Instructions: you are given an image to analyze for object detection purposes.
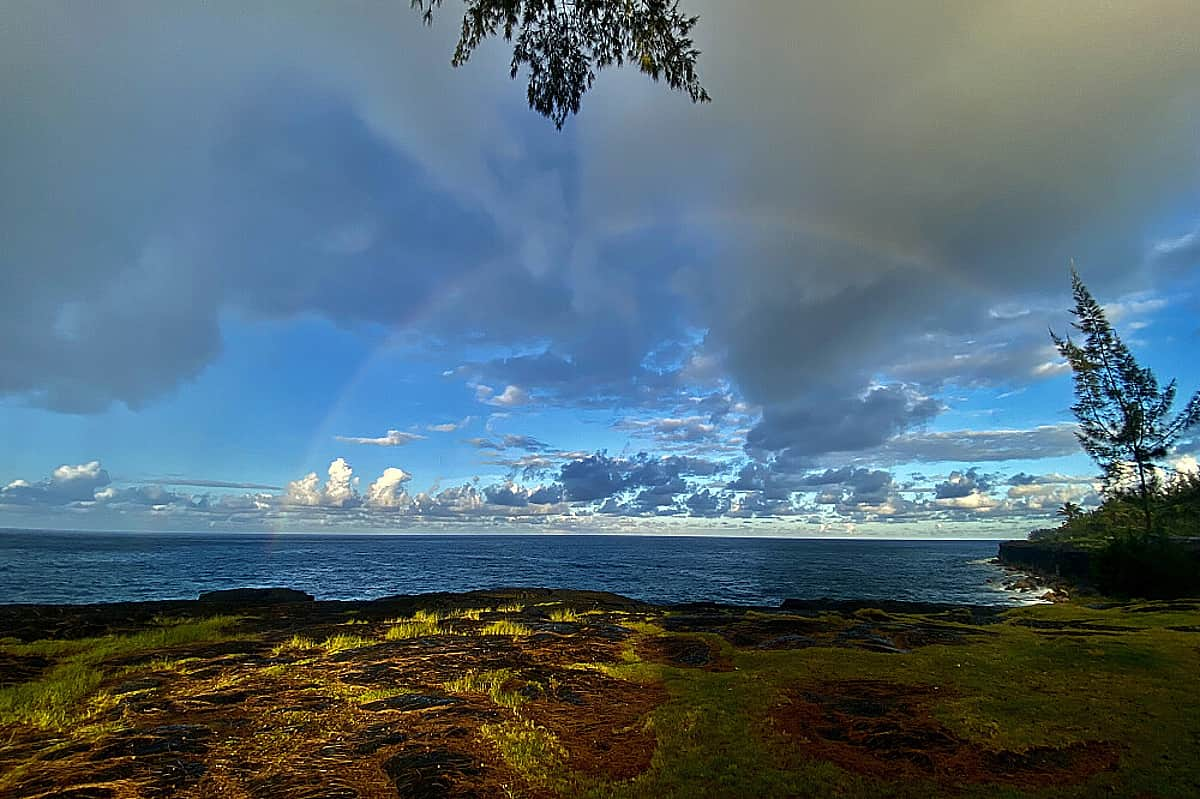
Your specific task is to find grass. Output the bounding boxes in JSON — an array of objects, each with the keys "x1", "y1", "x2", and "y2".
[
  {"x1": 566, "y1": 601, "x2": 1200, "y2": 799},
  {"x1": 480, "y1": 619, "x2": 533, "y2": 638},
  {"x1": 482, "y1": 718, "x2": 570, "y2": 790},
  {"x1": 319, "y1": 634, "x2": 375, "y2": 653},
  {"x1": 381, "y1": 607, "x2": 492, "y2": 639},
  {"x1": 0, "y1": 615, "x2": 240, "y2": 731},
  {"x1": 548, "y1": 608, "x2": 581, "y2": 623},
  {"x1": 384, "y1": 607, "x2": 489, "y2": 623},
  {"x1": 270, "y1": 635, "x2": 320, "y2": 655},
  {"x1": 128, "y1": 655, "x2": 202, "y2": 674},
  {"x1": 385, "y1": 619, "x2": 445, "y2": 639},
  {"x1": 5, "y1": 599, "x2": 1200, "y2": 798},
  {"x1": 270, "y1": 632, "x2": 375, "y2": 655},
  {"x1": 445, "y1": 668, "x2": 528, "y2": 708}
]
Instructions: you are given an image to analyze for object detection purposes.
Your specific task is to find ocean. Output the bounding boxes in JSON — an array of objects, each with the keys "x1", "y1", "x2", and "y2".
[{"x1": 0, "y1": 530, "x2": 1027, "y2": 606}]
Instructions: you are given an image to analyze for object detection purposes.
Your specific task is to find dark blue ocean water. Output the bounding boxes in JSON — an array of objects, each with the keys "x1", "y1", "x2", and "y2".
[{"x1": 0, "y1": 530, "x2": 1023, "y2": 606}]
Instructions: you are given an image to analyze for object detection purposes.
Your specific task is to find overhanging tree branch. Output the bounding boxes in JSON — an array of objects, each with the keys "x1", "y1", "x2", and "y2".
[{"x1": 411, "y1": 0, "x2": 711, "y2": 128}]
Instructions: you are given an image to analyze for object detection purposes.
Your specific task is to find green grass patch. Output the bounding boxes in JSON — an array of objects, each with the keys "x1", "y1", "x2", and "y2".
[
  {"x1": 445, "y1": 668, "x2": 528, "y2": 708},
  {"x1": 385, "y1": 619, "x2": 446, "y2": 639},
  {"x1": 549, "y1": 608, "x2": 581, "y2": 623},
  {"x1": 481, "y1": 718, "x2": 569, "y2": 789},
  {"x1": 319, "y1": 634, "x2": 375, "y2": 653},
  {"x1": 270, "y1": 634, "x2": 321, "y2": 656},
  {"x1": 480, "y1": 619, "x2": 533, "y2": 637},
  {"x1": 0, "y1": 615, "x2": 240, "y2": 731},
  {"x1": 602, "y1": 605, "x2": 1200, "y2": 799}
]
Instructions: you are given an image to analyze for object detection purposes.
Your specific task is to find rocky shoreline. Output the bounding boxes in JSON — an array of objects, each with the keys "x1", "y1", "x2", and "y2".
[{"x1": 3, "y1": 586, "x2": 1199, "y2": 797}]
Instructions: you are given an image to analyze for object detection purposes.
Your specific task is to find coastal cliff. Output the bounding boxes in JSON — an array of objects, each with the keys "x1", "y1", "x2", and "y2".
[{"x1": 997, "y1": 540, "x2": 1095, "y2": 583}]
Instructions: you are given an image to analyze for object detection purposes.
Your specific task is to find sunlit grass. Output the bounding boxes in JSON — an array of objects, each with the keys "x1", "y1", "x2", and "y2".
[
  {"x1": 319, "y1": 634, "x2": 375, "y2": 653},
  {"x1": 481, "y1": 718, "x2": 568, "y2": 789},
  {"x1": 270, "y1": 635, "x2": 321, "y2": 656},
  {"x1": 495, "y1": 602, "x2": 525, "y2": 614},
  {"x1": 480, "y1": 619, "x2": 533, "y2": 637},
  {"x1": 445, "y1": 668, "x2": 527, "y2": 708},
  {"x1": 128, "y1": 654, "x2": 202, "y2": 674},
  {"x1": 381, "y1": 605, "x2": 497, "y2": 638},
  {"x1": 0, "y1": 616, "x2": 239, "y2": 730},
  {"x1": 385, "y1": 619, "x2": 445, "y2": 639},
  {"x1": 548, "y1": 608, "x2": 581, "y2": 623}
]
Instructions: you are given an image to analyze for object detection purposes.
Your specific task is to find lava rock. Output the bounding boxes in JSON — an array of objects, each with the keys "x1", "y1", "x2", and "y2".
[
  {"x1": 361, "y1": 694, "x2": 463, "y2": 713},
  {"x1": 198, "y1": 587, "x2": 313, "y2": 603}
]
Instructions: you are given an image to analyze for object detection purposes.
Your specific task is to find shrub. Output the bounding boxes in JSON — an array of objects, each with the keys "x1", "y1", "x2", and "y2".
[{"x1": 1092, "y1": 537, "x2": 1200, "y2": 598}]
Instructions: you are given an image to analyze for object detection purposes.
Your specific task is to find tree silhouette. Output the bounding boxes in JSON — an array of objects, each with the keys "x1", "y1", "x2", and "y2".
[
  {"x1": 1051, "y1": 269, "x2": 1200, "y2": 537},
  {"x1": 412, "y1": 0, "x2": 710, "y2": 128},
  {"x1": 1056, "y1": 501, "x2": 1083, "y2": 522}
]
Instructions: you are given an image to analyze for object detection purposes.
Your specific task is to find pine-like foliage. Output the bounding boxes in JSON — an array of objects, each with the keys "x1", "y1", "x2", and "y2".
[
  {"x1": 1051, "y1": 269, "x2": 1200, "y2": 536},
  {"x1": 412, "y1": 0, "x2": 710, "y2": 128}
]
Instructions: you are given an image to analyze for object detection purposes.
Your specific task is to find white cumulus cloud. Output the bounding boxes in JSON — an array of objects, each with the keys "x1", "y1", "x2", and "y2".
[{"x1": 366, "y1": 467, "x2": 413, "y2": 508}]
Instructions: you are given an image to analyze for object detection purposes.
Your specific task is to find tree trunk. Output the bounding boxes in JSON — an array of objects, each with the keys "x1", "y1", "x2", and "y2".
[{"x1": 1135, "y1": 460, "x2": 1154, "y2": 540}]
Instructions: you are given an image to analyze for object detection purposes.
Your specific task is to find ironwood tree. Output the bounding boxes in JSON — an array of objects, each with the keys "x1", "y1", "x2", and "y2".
[
  {"x1": 1051, "y1": 269, "x2": 1200, "y2": 537},
  {"x1": 411, "y1": 0, "x2": 710, "y2": 128}
]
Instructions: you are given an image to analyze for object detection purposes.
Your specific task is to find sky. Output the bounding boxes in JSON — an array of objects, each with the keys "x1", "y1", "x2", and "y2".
[{"x1": 2, "y1": 1, "x2": 1199, "y2": 537}]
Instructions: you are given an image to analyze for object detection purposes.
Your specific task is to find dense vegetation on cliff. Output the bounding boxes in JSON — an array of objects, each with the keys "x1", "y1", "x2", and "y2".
[{"x1": 1032, "y1": 473, "x2": 1200, "y2": 547}]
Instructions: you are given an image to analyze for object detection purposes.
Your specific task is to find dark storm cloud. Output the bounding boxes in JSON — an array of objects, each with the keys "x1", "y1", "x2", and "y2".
[
  {"x1": 746, "y1": 386, "x2": 941, "y2": 456},
  {"x1": 4, "y1": 0, "x2": 1199, "y2": 460},
  {"x1": 527, "y1": 484, "x2": 563, "y2": 505},
  {"x1": 684, "y1": 488, "x2": 730, "y2": 517},
  {"x1": 558, "y1": 454, "x2": 628, "y2": 502},
  {"x1": 826, "y1": 469, "x2": 896, "y2": 508},
  {"x1": 580, "y1": 0, "x2": 1200, "y2": 448},
  {"x1": 727, "y1": 491, "x2": 796, "y2": 518},
  {"x1": 630, "y1": 477, "x2": 689, "y2": 512},
  {"x1": 556, "y1": 452, "x2": 723, "y2": 503},
  {"x1": 483, "y1": 483, "x2": 530, "y2": 507},
  {"x1": 934, "y1": 468, "x2": 992, "y2": 500},
  {"x1": 1, "y1": 4, "x2": 658, "y2": 413},
  {"x1": 872, "y1": 425, "x2": 1081, "y2": 464}
]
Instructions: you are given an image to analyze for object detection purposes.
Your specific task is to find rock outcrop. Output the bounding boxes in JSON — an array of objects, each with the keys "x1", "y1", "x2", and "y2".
[
  {"x1": 997, "y1": 541, "x2": 1093, "y2": 583},
  {"x1": 197, "y1": 587, "x2": 314, "y2": 603}
]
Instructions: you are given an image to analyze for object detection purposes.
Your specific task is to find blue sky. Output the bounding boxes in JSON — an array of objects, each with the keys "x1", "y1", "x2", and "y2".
[{"x1": 2, "y1": 1, "x2": 1198, "y2": 537}]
